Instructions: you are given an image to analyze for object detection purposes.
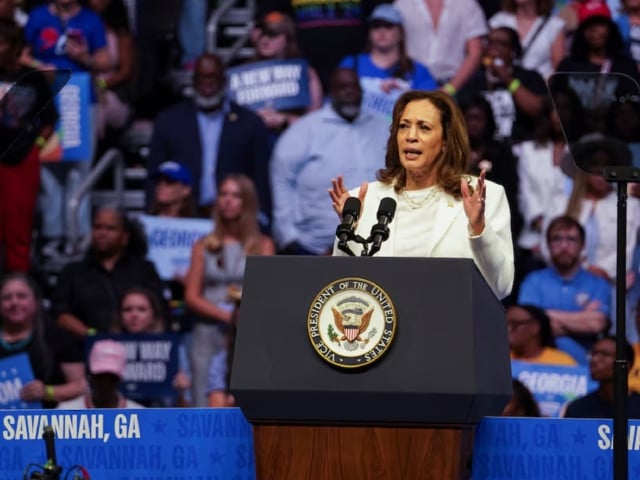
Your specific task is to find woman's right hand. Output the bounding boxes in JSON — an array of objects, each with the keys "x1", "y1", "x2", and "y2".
[{"x1": 328, "y1": 175, "x2": 368, "y2": 219}]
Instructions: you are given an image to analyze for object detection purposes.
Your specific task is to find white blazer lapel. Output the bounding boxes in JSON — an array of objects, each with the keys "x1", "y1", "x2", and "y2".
[{"x1": 426, "y1": 192, "x2": 464, "y2": 255}]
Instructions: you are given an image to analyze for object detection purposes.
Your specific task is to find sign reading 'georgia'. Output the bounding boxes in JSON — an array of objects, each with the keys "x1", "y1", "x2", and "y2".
[
  {"x1": 0, "y1": 408, "x2": 255, "y2": 480},
  {"x1": 307, "y1": 277, "x2": 397, "y2": 369}
]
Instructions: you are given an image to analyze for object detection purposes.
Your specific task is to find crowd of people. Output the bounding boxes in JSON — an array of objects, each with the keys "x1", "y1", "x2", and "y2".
[{"x1": 1, "y1": 0, "x2": 640, "y2": 418}]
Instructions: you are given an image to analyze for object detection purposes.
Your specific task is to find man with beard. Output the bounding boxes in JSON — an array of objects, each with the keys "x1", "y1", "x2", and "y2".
[
  {"x1": 270, "y1": 68, "x2": 389, "y2": 255},
  {"x1": 518, "y1": 215, "x2": 611, "y2": 365},
  {"x1": 147, "y1": 53, "x2": 272, "y2": 228}
]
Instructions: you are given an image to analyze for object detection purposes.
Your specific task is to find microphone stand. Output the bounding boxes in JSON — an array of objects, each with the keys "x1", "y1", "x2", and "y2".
[{"x1": 602, "y1": 165, "x2": 638, "y2": 480}]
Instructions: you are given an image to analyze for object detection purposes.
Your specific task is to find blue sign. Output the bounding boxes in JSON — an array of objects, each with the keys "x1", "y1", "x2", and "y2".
[
  {"x1": 0, "y1": 408, "x2": 255, "y2": 479},
  {"x1": 227, "y1": 59, "x2": 310, "y2": 111},
  {"x1": 473, "y1": 417, "x2": 640, "y2": 479},
  {"x1": 0, "y1": 353, "x2": 41, "y2": 409},
  {"x1": 512, "y1": 360, "x2": 598, "y2": 417},
  {"x1": 86, "y1": 334, "x2": 181, "y2": 403},
  {"x1": 41, "y1": 71, "x2": 92, "y2": 162}
]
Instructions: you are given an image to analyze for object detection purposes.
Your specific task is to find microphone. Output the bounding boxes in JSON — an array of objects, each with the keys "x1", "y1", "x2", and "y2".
[
  {"x1": 43, "y1": 426, "x2": 62, "y2": 479},
  {"x1": 335, "y1": 197, "x2": 361, "y2": 252},
  {"x1": 367, "y1": 197, "x2": 396, "y2": 256}
]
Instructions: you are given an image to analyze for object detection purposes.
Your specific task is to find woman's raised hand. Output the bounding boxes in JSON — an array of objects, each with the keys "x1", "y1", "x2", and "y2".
[
  {"x1": 329, "y1": 175, "x2": 368, "y2": 219},
  {"x1": 461, "y1": 169, "x2": 486, "y2": 236}
]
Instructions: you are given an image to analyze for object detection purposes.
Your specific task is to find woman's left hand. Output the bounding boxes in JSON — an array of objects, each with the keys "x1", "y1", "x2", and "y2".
[{"x1": 461, "y1": 169, "x2": 486, "y2": 236}]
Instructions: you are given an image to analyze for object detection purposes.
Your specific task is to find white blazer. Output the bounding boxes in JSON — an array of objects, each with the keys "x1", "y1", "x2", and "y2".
[{"x1": 334, "y1": 179, "x2": 515, "y2": 299}]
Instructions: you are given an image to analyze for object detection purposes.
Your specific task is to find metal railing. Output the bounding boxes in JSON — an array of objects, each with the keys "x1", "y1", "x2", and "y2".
[
  {"x1": 67, "y1": 148, "x2": 125, "y2": 251},
  {"x1": 205, "y1": 0, "x2": 255, "y2": 64}
]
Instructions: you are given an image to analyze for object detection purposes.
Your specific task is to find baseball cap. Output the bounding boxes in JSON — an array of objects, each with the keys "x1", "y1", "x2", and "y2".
[
  {"x1": 89, "y1": 340, "x2": 127, "y2": 377},
  {"x1": 153, "y1": 161, "x2": 193, "y2": 187},
  {"x1": 369, "y1": 4, "x2": 403, "y2": 25},
  {"x1": 577, "y1": 1, "x2": 611, "y2": 22}
]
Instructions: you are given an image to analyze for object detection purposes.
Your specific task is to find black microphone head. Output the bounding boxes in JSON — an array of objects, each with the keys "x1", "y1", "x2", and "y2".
[
  {"x1": 377, "y1": 197, "x2": 397, "y2": 221},
  {"x1": 342, "y1": 197, "x2": 361, "y2": 220}
]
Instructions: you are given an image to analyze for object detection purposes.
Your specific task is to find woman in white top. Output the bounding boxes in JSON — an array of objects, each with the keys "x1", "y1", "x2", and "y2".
[
  {"x1": 489, "y1": 0, "x2": 565, "y2": 78},
  {"x1": 329, "y1": 90, "x2": 514, "y2": 299}
]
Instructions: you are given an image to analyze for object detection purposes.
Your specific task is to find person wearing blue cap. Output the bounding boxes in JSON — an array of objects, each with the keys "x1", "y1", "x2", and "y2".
[
  {"x1": 339, "y1": 4, "x2": 437, "y2": 118},
  {"x1": 149, "y1": 161, "x2": 196, "y2": 217}
]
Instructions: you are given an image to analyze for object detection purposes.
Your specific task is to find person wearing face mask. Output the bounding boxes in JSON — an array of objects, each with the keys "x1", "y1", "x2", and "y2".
[
  {"x1": 147, "y1": 53, "x2": 273, "y2": 229},
  {"x1": 270, "y1": 67, "x2": 390, "y2": 255}
]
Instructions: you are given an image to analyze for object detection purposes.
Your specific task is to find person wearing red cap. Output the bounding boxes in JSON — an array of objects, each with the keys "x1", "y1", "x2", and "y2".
[{"x1": 56, "y1": 339, "x2": 143, "y2": 409}]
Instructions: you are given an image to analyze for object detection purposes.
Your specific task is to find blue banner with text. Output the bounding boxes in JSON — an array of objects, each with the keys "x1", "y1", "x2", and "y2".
[{"x1": 0, "y1": 408, "x2": 255, "y2": 480}]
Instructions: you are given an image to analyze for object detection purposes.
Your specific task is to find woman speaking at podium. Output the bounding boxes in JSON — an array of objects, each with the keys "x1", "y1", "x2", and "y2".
[{"x1": 329, "y1": 90, "x2": 514, "y2": 299}]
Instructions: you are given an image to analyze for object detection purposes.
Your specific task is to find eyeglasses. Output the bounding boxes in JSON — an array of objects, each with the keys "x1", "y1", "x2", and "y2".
[
  {"x1": 506, "y1": 318, "x2": 534, "y2": 329},
  {"x1": 587, "y1": 349, "x2": 616, "y2": 360},
  {"x1": 548, "y1": 235, "x2": 581, "y2": 246},
  {"x1": 370, "y1": 21, "x2": 396, "y2": 30},
  {"x1": 260, "y1": 28, "x2": 284, "y2": 38}
]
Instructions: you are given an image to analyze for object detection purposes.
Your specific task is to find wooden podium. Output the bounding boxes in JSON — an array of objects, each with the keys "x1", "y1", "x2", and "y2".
[{"x1": 231, "y1": 257, "x2": 511, "y2": 480}]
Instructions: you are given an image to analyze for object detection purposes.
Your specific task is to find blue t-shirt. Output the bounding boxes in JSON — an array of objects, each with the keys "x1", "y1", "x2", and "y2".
[
  {"x1": 25, "y1": 6, "x2": 107, "y2": 71},
  {"x1": 518, "y1": 267, "x2": 611, "y2": 364},
  {"x1": 339, "y1": 54, "x2": 437, "y2": 118}
]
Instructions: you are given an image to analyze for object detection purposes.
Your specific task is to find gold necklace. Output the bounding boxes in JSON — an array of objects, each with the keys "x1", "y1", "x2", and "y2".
[{"x1": 401, "y1": 187, "x2": 439, "y2": 209}]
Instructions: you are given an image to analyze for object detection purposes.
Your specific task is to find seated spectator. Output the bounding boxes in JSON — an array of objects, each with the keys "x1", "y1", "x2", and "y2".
[
  {"x1": 57, "y1": 339, "x2": 143, "y2": 409},
  {"x1": 339, "y1": 4, "x2": 437, "y2": 119},
  {"x1": 270, "y1": 67, "x2": 389, "y2": 255},
  {"x1": 562, "y1": 335, "x2": 640, "y2": 418},
  {"x1": 0, "y1": 18, "x2": 57, "y2": 273},
  {"x1": 184, "y1": 174, "x2": 275, "y2": 407},
  {"x1": 502, "y1": 378, "x2": 541, "y2": 416},
  {"x1": 457, "y1": 26, "x2": 546, "y2": 143},
  {"x1": 393, "y1": 0, "x2": 487, "y2": 93},
  {"x1": 148, "y1": 161, "x2": 196, "y2": 218},
  {"x1": 489, "y1": 0, "x2": 565, "y2": 78},
  {"x1": 89, "y1": 0, "x2": 136, "y2": 141},
  {"x1": 518, "y1": 215, "x2": 611, "y2": 364},
  {"x1": 52, "y1": 206, "x2": 165, "y2": 343},
  {"x1": 558, "y1": 0, "x2": 611, "y2": 51},
  {"x1": 112, "y1": 287, "x2": 191, "y2": 407},
  {"x1": 0, "y1": 273, "x2": 87, "y2": 407},
  {"x1": 147, "y1": 53, "x2": 272, "y2": 226},
  {"x1": 249, "y1": 11, "x2": 323, "y2": 137},
  {"x1": 507, "y1": 304, "x2": 578, "y2": 365}
]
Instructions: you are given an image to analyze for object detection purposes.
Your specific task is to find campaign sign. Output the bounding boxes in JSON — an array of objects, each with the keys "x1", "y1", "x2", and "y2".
[
  {"x1": 40, "y1": 71, "x2": 92, "y2": 162},
  {"x1": 512, "y1": 360, "x2": 598, "y2": 417},
  {"x1": 0, "y1": 354, "x2": 41, "y2": 409},
  {"x1": 227, "y1": 59, "x2": 310, "y2": 111},
  {"x1": 86, "y1": 334, "x2": 180, "y2": 402},
  {"x1": 137, "y1": 214, "x2": 210, "y2": 281},
  {"x1": 0, "y1": 408, "x2": 255, "y2": 480},
  {"x1": 472, "y1": 417, "x2": 640, "y2": 479}
]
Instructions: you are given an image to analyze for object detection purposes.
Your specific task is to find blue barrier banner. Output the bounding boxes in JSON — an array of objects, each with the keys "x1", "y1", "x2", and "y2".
[
  {"x1": 0, "y1": 408, "x2": 255, "y2": 480},
  {"x1": 40, "y1": 71, "x2": 92, "y2": 162},
  {"x1": 511, "y1": 360, "x2": 598, "y2": 417},
  {"x1": 472, "y1": 417, "x2": 640, "y2": 479},
  {"x1": 0, "y1": 353, "x2": 41, "y2": 409},
  {"x1": 227, "y1": 59, "x2": 310, "y2": 111},
  {"x1": 86, "y1": 334, "x2": 180, "y2": 402}
]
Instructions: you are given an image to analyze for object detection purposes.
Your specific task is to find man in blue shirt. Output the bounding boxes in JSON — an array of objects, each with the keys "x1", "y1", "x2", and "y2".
[
  {"x1": 519, "y1": 215, "x2": 611, "y2": 364},
  {"x1": 270, "y1": 68, "x2": 390, "y2": 254}
]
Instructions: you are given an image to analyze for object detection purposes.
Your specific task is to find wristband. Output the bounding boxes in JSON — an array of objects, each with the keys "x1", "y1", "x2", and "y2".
[
  {"x1": 443, "y1": 82, "x2": 457, "y2": 96},
  {"x1": 87, "y1": 328, "x2": 97, "y2": 336},
  {"x1": 35, "y1": 136, "x2": 46, "y2": 148},
  {"x1": 508, "y1": 79, "x2": 521, "y2": 94},
  {"x1": 45, "y1": 385, "x2": 55, "y2": 401},
  {"x1": 96, "y1": 77, "x2": 107, "y2": 90}
]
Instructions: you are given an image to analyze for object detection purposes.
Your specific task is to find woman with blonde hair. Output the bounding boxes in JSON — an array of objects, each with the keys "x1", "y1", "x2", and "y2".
[{"x1": 184, "y1": 174, "x2": 275, "y2": 406}]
